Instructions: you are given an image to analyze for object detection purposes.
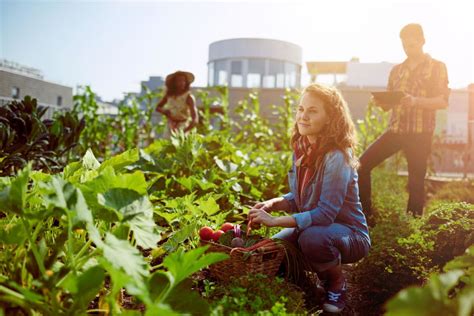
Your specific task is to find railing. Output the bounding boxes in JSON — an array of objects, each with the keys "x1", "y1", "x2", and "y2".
[{"x1": 0, "y1": 96, "x2": 67, "y2": 120}]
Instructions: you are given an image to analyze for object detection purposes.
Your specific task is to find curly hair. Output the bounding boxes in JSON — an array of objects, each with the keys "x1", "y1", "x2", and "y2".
[
  {"x1": 165, "y1": 74, "x2": 191, "y2": 97},
  {"x1": 290, "y1": 83, "x2": 359, "y2": 170}
]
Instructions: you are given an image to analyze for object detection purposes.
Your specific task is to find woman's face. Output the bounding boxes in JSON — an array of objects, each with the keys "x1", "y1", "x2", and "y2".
[
  {"x1": 296, "y1": 93, "x2": 329, "y2": 143},
  {"x1": 175, "y1": 75, "x2": 187, "y2": 91}
]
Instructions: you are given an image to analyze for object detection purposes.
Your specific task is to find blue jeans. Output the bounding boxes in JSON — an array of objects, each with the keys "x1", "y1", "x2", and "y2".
[{"x1": 273, "y1": 223, "x2": 370, "y2": 272}]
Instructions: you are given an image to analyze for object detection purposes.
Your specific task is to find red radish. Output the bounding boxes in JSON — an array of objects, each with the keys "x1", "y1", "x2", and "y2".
[
  {"x1": 221, "y1": 222, "x2": 234, "y2": 232},
  {"x1": 199, "y1": 226, "x2": 214, "y2": 241},
  {"x1": 212, "y1": 230, "x2": 225, "y2": 242}
]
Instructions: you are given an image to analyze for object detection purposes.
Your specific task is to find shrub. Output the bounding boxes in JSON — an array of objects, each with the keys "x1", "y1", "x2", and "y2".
[
  {"x1": 352, "y1": 202, "x2": 474, "y2": 315},
  {"x1": 205, "y1": 274, "x2": 306, "y2": 315},
  {"x1": 0, "y1": 96, "x2": 84, "y2": 176},
  {"x1": 427, "y1": 180, "x2": 474, "y2": 205}
]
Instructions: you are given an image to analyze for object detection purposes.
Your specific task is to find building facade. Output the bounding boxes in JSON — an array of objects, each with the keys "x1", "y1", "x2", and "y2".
[
  {"x1": 0, "y1": 59, "x2": 73, "y2": 119},
  {"x1": 208, "y1": 38, "x2": 302, "y2": 89}
]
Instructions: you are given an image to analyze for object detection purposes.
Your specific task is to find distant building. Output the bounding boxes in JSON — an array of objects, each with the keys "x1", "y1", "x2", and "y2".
[
  {"x1": 139, "y1": 76, "x2": 165, "y2": 97},
  {"x1": 0, "y1": 59, "x2": 73, "y2": 118},
  {"x1": 208, "y1": 38, "x2": 302, "y2": 89},
  {"x1": 306, "y1": 58, "x2": 395, "y2": 88}
]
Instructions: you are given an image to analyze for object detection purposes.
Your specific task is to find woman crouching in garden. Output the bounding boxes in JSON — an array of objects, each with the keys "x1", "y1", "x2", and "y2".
[{"x1": 248, "y1": 83, "x2": 371, "y2": 313}]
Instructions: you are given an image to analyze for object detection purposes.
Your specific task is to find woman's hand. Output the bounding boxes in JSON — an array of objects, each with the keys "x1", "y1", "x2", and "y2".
[{"x1": 248, "y1": 207, "x2": 276, "y2": 227}]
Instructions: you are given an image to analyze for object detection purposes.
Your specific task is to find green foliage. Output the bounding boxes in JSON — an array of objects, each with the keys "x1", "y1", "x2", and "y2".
[
  {"x1": 355, "y1": 100, "x2": 389, "y2": 156},
  {"x1": 352, "y1": 194, "x2": 474, "y2": 315},
  {"x1": 0, "y1": 96, "x2": 84, "y2": 176},
  {"x1": 205, "y1": 274, "x2": 306, "y2": 315},
  {"x1": 386, "y1": 245, "x2": 474, "y2": 316},
  {"x1": 3, "y1": 84, "x2": 472, "y2": 315},
  {"x1": 0, "y1": 153, "x2": 226, "y2": 315},
  {"x1": 72, "y1": 85, "x2": 164, "y2": 159},
  {"x1": 72, "y1": 86, "x2": 111, "y2": 157},
  {"x1": 428, "y1": 180, "x2": 474, "y2": 205}
]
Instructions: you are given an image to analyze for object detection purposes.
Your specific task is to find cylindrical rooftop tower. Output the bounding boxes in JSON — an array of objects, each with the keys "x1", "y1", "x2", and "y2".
[{"x1": 208, "y1": 38, "x2": 302, "y2": 89}]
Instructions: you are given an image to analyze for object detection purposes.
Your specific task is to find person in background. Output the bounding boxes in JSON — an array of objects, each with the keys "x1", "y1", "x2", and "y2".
[
  {"x1": 156, "y1": 70, "x2": 199, "y2": 136},
  {"x1": 358, "y1": 23, "x2": 450, "y2": 222}
]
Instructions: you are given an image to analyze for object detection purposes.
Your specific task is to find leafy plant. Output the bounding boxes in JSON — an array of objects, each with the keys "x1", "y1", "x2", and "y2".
[
  {"x1": 205, "y1": 274, "x2": 306, "y2": 315},
  {"x1": 0, "y1": 96, "x2": 84, "y2": 176},
  {"x1": 0, "y1": 152, "x2": 227, "y2": 315},
  {"x1": 386, "y1": 245, "x2": 474, "y2": 316}
]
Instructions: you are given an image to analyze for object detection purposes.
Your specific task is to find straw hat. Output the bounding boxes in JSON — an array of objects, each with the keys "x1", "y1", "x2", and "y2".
[{"x1": 165, "y1": 70, "x2": 195, "y2": 86}]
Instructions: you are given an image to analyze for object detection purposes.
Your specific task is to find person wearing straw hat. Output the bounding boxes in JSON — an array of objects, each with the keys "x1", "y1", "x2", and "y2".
[{"x1": 156, "y1": 70, "x2": 199, "y2": 136}]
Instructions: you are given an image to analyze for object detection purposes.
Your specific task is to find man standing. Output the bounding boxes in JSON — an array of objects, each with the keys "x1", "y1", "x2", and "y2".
[{"x1": 358, "y1": 23, "x2": 450, "y2": 221}]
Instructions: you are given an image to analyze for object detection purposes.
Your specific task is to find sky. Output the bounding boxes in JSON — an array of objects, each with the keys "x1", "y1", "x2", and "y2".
[{"x1": 1, "y1": 0, "x2": 473, "y2": 101}]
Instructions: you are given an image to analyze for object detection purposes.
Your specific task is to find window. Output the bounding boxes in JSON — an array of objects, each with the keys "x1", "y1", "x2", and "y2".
[
  {"x1": 247, "y1": 74, "x2": 261, "y2": 88},
  {"x1": 263, "y1": 75, "x2": 275, "y2": 88},
  {"x1": 230, "y1": 61, "x2": 243, "y2": 87},
  {"x1": 208, "y1": 62, "x2": 215, "y2": 86},
  {"x1": 214, "y1": 60, "x2": 228, "y2": 86},
  {"x1": 57, "y1": 96, "x2": 62, "y2": 106},
  {"x1": 247, "y1": 59, "x2": 265, "y2": 88},
  {"x1": 285, "y1": 63, "x2": 297, "y2": 88},
  {"x1": 269, "y1": 60, "x2": 285, "y2": 88},
  {"x1": 11, "y1": 87, "x2": 20, "y2": 99}
]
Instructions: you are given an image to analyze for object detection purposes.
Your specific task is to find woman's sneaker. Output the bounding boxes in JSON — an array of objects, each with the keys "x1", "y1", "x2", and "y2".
[{"x1": 322, "y1": 283, "x2": 347, "y2": 313}]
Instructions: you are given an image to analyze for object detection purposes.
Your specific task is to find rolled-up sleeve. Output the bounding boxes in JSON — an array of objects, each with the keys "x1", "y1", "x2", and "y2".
[
  {"x1": 282, "y1": 192, "x2": 298, "y2": 214},
  {"x1": 291, "y1": 151, "x2": 351, "y2": 230}
]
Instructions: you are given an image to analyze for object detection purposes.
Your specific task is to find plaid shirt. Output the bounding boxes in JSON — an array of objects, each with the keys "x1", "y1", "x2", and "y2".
[{"x1": 387, "y1": 54, "x2": 450, "y2": 134}]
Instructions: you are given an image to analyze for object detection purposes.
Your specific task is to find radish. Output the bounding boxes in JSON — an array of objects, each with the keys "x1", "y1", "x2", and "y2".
[
  {"x1": 212, "y1": 230, "x2": 224, "y2": 242},
  {"x1": 231, "y1": 237, "x2": 245, "y2": 248},
  {"x1": 199, "y1": 226, "x2": 214, "y2": 241},
  {"x1": 221, "y1": 222, "x2": 234, "y2": 232}
]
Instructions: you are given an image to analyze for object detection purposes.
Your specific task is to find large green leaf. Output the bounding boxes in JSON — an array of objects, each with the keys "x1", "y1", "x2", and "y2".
[
  {"x1": 0, "y1": 165, "x2": 30, "y2": 214},
  {"x1": 163, "y1": 246, "x2": 228, "y2": 286},
  {"x1": 41, "y1": 176, "x2": 92, "y2": 226},
  {"x1": 82, "y1": 148, "x2": 100, "y2": 170},
  {"x1": 64, "y1": 154, "x2": 100, "y2": 184},
  {"x1": 101, "y1": 233, "x2": 149, "y2": 281},
  {"x1": 144, "y1": 303, "x2": 180, "y2": 316},
  {"x1": 62, "y1": 265, "x2": 105, "y2": 315},
  {"x1": 457, "y1": 285, "x2": 474, "y2": 316},
  {"x1": 78, "y1": 167, "x2": 148, "y2": 221},
  {"x1": 98, "y1": 188, "x2": 161, "y2": 248},
  {"x1": 444, "y1": 245, "x2": 474, "y2": 271},
  {"x1": 98, "y1": 148, "x2": 139, "y2": 172},
  {"x1": 196, "y1": 196, "x2": 220, "y2": 216},
  {"x1": 63, "y1": 161, "x2": 82, "y2": 181},
  {"x1": 385, "y1": 270, "x2": 464, "y2": 316},
  {"x1": 162, "y1": 223, "x2": 197, "y2": 253},
  {"x1": 81, "y1": 167, "x2": 148, "y2": 196},
  {"x1": 147, "y1": 277, "x2": 210, "y2": 315},
  {"x1": 0, "y1": 219, "x2": 27, "y2": 245}
]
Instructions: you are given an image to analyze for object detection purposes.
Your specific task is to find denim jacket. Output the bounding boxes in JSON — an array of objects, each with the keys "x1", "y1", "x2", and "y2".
[{"x1": 282, "y1": 149, "x2": 370, "y2": 244}]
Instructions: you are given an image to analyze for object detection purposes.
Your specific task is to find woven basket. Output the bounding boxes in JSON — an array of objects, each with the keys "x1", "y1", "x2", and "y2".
[{"x1": 201, "y1": 239, "x2": 286, "y2": 282}]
